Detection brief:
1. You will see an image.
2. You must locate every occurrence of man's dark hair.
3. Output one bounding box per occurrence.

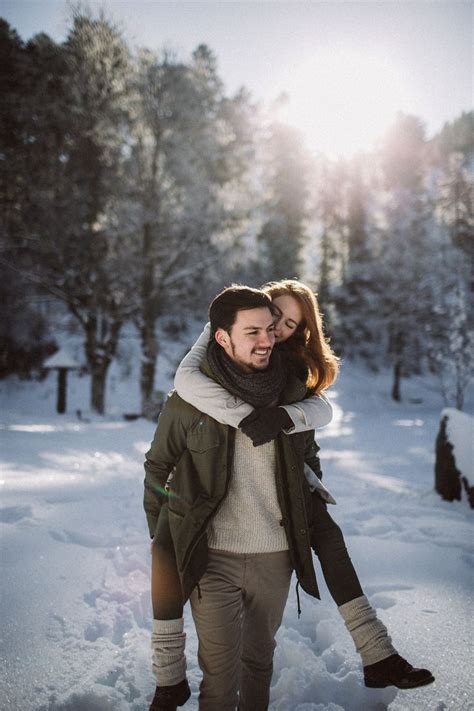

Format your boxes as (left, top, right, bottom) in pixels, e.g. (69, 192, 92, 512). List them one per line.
(209, 285, 273, 335)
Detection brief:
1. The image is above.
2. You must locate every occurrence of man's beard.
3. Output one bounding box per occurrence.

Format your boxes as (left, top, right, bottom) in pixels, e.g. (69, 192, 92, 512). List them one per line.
(228, 339, 271, 372)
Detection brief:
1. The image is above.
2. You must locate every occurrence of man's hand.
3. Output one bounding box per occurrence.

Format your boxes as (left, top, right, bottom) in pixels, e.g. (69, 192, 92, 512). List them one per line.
(239, 407, 294, 446)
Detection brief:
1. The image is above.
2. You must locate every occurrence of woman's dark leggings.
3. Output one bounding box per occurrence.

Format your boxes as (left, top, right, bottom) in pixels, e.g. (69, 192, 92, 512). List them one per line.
(310, 494, 363, 606)
(152, 497, 363, 619)
(151, 506, 184, 620)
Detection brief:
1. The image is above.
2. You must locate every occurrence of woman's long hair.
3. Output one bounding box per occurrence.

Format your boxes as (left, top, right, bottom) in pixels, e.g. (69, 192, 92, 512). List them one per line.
(263, 279, 339, 394)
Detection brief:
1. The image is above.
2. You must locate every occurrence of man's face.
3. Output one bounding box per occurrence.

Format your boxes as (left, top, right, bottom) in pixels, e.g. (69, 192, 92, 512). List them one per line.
(215, 307, 276, 373)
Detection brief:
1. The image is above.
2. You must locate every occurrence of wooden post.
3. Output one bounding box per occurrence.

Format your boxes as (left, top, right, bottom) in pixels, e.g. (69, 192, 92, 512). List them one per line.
(44, 350, 80, 415)
(57, 368, 67, 414)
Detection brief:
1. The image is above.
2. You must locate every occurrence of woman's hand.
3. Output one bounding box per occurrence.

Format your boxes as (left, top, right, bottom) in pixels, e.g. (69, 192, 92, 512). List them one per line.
(239, 406, 294, 446)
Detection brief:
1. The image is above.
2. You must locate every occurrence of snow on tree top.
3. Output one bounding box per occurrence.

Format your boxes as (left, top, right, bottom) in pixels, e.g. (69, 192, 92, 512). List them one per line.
(442, 407, 473, 483)
(43, 349, 81, 370)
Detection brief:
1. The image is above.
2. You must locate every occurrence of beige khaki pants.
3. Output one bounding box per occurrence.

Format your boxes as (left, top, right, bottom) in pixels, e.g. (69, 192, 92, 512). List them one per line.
(190, 549, 292, 711)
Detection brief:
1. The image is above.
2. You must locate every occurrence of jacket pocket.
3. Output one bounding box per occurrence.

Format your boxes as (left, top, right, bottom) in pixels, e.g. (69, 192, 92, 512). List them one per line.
(167, 448, 202, 515)
(187, 427, 220, 453)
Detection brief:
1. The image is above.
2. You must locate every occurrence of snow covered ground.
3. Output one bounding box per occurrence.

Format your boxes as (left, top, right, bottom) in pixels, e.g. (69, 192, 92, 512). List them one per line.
(1, 357, 473, 711)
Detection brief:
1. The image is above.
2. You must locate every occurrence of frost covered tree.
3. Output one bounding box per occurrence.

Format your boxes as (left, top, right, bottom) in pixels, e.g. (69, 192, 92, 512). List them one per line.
(0, 22, 67, 286)
(1, 14, 256, 412)
(426, 134, 474, 410)
(436, 111, 473, 160)
(434, 146, 474, 283)
(125, 45, 253, 411)
(1, 12, 134, 413)
(314, 157, 346, 335)
(0, 267, 57, 377)
(57, 13, 135, 414)
(0, 22, 68, 377)
(256, 122, 310, 282)
(378, 114, 432, 401)
(0, 20, 28, 248)
(332, 155, 384, 364)
(427, 276, 473, 410)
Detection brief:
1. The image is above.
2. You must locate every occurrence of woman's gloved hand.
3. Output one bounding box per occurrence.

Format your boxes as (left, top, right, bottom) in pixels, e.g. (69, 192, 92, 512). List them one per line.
(239, 406, 294, 446)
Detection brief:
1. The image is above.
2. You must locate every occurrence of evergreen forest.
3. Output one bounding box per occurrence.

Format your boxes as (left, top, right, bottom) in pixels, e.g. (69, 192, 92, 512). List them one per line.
(1, 12, 472, 414)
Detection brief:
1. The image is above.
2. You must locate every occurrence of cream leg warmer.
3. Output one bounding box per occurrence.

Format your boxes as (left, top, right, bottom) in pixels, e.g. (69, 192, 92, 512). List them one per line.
(338, 595, 397, 667)
(151, 617, 187, 686)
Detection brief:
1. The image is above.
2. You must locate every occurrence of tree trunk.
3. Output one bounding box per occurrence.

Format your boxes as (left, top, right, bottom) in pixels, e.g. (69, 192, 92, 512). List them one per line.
(91, 361, 110, 415)
(391, 329, 405, 402)
(84, 313, 122, 415)
(140, 221, 159, 413)
(391, 360, 401, 402)
(140, 325, 158, 413)
(455, 363, 465, 411)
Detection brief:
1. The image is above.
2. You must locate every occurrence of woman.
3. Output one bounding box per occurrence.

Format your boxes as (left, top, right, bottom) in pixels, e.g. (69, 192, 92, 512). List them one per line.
(149, 280, 433, 710)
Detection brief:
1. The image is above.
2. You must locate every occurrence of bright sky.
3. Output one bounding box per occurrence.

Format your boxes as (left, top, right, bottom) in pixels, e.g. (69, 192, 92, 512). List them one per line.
(2, 0, 472, 157)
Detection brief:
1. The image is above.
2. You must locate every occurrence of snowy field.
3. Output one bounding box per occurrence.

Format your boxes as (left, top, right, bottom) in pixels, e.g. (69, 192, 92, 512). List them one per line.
(1, 354, 473, 711)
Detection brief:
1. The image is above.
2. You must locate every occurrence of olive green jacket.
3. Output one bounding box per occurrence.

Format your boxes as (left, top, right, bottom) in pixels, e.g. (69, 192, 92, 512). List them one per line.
(144, 370, 322, 602)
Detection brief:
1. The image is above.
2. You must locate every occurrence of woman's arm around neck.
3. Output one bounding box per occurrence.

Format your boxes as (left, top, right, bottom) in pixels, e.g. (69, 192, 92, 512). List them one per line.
(173, 322, 253, 427)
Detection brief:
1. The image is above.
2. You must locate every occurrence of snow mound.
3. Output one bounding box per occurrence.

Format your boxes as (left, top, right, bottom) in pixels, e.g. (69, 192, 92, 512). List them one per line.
(442, 407, 473, 483)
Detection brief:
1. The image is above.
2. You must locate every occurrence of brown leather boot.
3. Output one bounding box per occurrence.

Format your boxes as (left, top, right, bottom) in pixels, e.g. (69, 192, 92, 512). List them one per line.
(149, 679, 191, 710)
(364, 653, 434, 689)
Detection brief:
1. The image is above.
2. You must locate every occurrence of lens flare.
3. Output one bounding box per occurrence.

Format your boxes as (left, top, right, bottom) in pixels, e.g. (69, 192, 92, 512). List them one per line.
(152, 482, 179, 498)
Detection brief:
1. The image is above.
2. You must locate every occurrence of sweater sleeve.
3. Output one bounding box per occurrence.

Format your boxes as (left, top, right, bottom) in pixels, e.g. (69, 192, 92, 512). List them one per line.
(280, 391, 333, 433)
(174, 322, 253, 427)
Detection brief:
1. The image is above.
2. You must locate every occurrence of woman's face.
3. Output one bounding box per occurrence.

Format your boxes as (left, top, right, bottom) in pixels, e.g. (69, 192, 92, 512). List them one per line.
(272, 294, 303, 343)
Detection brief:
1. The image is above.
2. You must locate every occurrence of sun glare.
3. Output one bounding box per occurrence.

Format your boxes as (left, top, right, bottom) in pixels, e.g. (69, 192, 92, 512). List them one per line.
(279, 49, 409, 158)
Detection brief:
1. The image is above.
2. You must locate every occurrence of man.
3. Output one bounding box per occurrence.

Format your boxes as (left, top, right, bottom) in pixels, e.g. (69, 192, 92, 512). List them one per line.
(144, 285, 324, 710)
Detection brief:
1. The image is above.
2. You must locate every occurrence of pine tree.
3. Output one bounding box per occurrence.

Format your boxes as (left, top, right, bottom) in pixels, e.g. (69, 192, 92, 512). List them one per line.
(256, 122, 310, 282)
(332, 155, 383, 365)
(378, 113, 432, 400)
(0, 20, 28, 248)
(126, 44, 252, 411)
(434, 149, 474, 282)
(2, 13, 134, 413)
(314, 157, 346, 337)
(53, 13, 133, 413)
(426, 125, 474, 410)
(427, 267, 473, 410)
(0, 22, 69, 378)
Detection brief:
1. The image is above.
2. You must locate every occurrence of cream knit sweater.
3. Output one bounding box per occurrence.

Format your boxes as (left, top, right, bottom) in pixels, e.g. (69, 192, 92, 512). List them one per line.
(207, 429, 289, 553)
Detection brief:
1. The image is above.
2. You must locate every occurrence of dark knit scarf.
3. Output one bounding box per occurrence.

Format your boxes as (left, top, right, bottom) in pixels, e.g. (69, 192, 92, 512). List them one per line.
(207, 339, 287, 408)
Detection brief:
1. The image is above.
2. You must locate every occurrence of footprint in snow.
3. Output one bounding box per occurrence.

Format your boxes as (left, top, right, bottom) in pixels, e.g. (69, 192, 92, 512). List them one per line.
(84, 606, 133, 647)
(364, 583, 414, 596)
(38, 688, 129, 711)
(95, 667, 141, 703)
(0, 504, 32, 523)
(49, 528, 116, 547)
(369, 593, 397, 610)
